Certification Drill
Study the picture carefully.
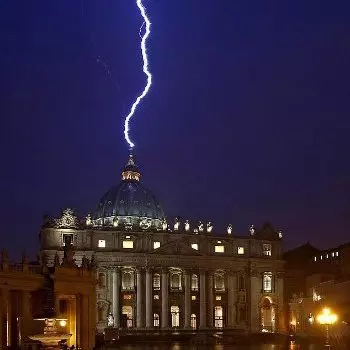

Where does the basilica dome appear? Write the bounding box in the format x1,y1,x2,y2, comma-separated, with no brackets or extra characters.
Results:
92,152,165,230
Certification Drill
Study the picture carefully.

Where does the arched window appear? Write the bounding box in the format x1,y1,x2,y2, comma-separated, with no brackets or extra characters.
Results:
191,274,198,291
153,313,160,327
98,273,106,288
190,314,197,329
170,272,182,290
214,273,225,291
263,273,272,292
238,275,245,290
122,271,134,290
153,273,160,290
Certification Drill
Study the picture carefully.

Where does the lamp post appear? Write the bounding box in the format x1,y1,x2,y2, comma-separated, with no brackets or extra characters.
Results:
316,307,338,348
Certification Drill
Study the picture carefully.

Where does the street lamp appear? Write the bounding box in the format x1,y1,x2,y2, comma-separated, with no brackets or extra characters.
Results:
316,307,338,348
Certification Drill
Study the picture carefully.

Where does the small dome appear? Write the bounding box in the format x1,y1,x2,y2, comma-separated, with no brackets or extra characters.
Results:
92,152,165,229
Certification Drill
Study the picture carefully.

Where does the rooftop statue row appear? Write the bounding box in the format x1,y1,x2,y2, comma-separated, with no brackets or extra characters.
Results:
42,208,283,241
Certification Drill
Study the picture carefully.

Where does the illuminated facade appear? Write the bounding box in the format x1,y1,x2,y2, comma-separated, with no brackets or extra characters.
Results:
0,250,96,349
40,153,285,334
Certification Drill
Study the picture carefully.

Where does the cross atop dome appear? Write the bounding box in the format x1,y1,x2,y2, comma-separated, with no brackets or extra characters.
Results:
121,149,141,182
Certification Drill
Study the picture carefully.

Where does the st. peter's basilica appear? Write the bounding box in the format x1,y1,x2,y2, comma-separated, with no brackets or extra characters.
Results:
39,152,285,334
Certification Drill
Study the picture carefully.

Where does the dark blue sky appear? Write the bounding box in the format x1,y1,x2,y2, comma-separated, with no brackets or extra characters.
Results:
1,0,350,259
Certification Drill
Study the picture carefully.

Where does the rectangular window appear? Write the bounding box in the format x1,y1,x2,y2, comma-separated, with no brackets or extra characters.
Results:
191,295,196,301
123,240,134,249
191,243,198,250
153,295,159,300
237,247,244,255
215,295,221,301
153,241,161,249
215,245,225,253
336,251,339,257
263,244,272,256
98,240,106,248
123,294,132,300
314,256,317,261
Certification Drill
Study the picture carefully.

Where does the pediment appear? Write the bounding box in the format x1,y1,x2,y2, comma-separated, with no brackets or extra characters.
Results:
151,240,203,256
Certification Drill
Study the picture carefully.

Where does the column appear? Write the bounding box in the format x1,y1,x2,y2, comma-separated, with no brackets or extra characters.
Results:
80,295,89,350
184,271,191,328
249,266,260,333
112,268,120,328
136,268,144,328
20,291,32,342
207,272,213,328
161,269,169,328
199,271,206,328
145,268,153,328
227,272,236,327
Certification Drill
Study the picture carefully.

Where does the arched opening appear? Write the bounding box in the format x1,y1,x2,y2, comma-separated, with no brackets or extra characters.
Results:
122,305,133,328
153,313,160,327
171,306,180,327
191,274,198,291
214,306,224,328
153,273,160,290
98,273,106,288
261,297,275,332
190,314,197,329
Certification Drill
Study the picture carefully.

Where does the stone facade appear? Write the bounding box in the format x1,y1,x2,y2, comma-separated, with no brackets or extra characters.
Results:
40,218,285,334
0,249,96,349
39,153,285,334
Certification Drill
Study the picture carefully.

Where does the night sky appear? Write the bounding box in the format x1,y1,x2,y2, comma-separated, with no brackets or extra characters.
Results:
1,0,350,259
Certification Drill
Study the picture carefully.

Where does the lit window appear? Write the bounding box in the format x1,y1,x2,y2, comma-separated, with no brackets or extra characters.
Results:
336,251,339,257
191,243,198,250
153,295,159,300
153,274,160,290
123,240,134,249
153,241,161,249
314,256,317,261
98,240,106,248
191,295,196,301
123,294,132,300
263,272,272,292
125,235,131,239
153,313,160,327
326,254,328,258
216,295,221,301
263,244,272,256
331,252,334,257
191,274,199,291
320,255,323,260
215,245,225,253
238,247,244,255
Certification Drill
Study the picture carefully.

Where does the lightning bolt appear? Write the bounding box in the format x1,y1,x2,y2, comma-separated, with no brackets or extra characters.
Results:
124,0,152,149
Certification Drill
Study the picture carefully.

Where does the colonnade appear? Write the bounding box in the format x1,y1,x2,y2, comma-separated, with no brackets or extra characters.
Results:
110,267,240,329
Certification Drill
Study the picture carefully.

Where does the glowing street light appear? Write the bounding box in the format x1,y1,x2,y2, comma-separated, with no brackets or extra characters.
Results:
316,307,337,348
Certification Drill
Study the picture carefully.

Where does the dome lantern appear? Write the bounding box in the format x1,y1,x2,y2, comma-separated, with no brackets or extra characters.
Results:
121,150,141,182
